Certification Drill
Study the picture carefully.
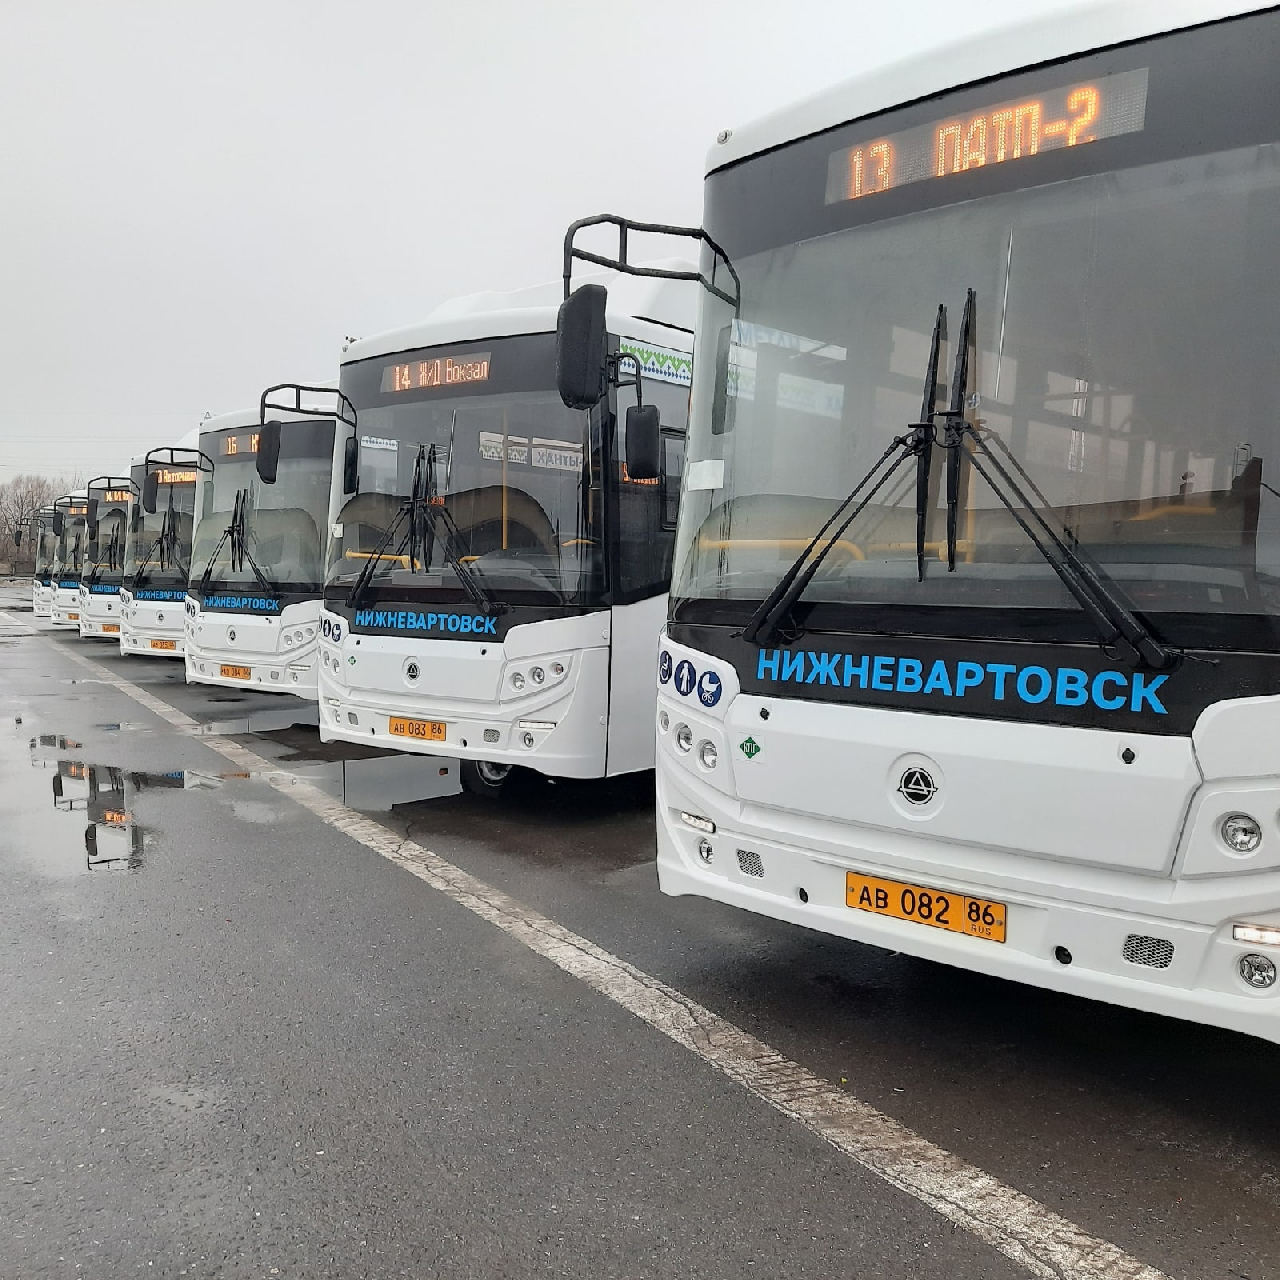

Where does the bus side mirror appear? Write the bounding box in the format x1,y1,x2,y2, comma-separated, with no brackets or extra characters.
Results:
52,512,64,537
556,284,608,409
625,404,661,481
84,498,99,538
343,435,359,495
141,470,160,514
257,420,281,484
13,529,21,547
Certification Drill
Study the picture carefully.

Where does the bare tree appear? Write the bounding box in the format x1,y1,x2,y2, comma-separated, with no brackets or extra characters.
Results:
0,474,68,574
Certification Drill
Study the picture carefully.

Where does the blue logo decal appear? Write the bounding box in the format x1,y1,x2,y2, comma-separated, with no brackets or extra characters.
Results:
697,671,723,707
674,659,697,697
352,608,498,636
658,651,673,684
754,648,1170,716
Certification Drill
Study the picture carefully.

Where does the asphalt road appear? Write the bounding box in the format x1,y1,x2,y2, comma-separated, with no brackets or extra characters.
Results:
0,584,1276,1280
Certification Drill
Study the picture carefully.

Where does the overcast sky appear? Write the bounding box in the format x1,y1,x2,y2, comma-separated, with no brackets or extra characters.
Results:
0,0,1063,482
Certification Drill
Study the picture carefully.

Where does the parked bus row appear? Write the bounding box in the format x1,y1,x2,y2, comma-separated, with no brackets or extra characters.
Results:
28,2,1280,1046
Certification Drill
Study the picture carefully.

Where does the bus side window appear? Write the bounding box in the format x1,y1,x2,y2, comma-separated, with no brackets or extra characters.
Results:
660,428,685,531
615,375,689,602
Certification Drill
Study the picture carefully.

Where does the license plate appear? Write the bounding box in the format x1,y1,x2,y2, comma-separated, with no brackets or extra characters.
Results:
102,624,120,634
68,613,79,621
846,872,1007,943
151,639,177,651
220,664,252,680
389,716,446,742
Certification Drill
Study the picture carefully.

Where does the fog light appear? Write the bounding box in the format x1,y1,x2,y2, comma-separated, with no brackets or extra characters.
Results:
522,731,535,748
510,671,525,691
1222,814,1262,853
698,838,714,863
1239,953,1277,988
1234,923,1280,947
530,666,545,685
658,709,669,733
698,740,718,770
680,812,715,834
675,724,692,752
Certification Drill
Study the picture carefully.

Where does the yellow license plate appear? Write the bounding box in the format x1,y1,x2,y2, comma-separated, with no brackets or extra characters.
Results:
389,716,446,742
846,872,1007,943
102,624,120,633
151,639,177,651
68,613,79,621
220,664,252,680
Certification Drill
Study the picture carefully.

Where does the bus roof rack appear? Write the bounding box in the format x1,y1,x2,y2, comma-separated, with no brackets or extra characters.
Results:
562,214,741,314
258,383,357,430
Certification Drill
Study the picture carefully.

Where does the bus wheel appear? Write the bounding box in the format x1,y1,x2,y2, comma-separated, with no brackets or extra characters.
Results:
461,759,512,799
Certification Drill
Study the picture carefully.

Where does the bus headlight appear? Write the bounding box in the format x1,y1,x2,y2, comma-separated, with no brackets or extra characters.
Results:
674,724,693,753
510,671,525,691
530,666,545,685
1222,814,1263,853
698,740,719,770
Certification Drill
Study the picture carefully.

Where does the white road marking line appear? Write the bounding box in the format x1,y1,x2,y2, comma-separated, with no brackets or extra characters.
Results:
35,633,1166,1280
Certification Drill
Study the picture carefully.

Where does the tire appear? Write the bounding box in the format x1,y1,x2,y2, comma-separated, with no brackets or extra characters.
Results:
460,759,512,800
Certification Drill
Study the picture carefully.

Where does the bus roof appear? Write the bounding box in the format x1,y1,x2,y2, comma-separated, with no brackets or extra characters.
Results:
343,262,697,367
708,1,1273,173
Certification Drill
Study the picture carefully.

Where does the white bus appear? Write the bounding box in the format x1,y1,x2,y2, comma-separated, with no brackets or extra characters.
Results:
78,474,135,640
571,2,1280,1044
317,268,693,796
31,506,56,617
49,491,88,628
185,389,351,699
119,437,210,657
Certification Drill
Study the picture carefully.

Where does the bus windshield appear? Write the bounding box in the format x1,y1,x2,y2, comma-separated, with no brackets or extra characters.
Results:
330,332,601,608
676,11,1280,649
192,420,334,594
125,462,199,588
53,508,86,581
34,516,56,578
83,482,132,588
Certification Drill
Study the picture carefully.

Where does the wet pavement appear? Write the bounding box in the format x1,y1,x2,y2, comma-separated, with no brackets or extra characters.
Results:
0,583,1276,1279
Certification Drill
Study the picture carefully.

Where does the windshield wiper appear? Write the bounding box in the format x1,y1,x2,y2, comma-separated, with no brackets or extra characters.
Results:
742,313,946,647
134,499,186,589
198,490,277,600
913,305,946,581
938,288,1174,670
346,445,509,615
346,501,414,610
420,444,507,616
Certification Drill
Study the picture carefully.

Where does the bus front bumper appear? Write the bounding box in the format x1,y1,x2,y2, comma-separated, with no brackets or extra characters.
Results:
316,647,610,779
656,762,1280,1045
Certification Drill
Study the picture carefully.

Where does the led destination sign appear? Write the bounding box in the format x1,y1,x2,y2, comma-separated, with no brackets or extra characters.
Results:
222,433,259,457
98,489,131,504
381,352,491,394
825,68,1149,204
154,468,198,485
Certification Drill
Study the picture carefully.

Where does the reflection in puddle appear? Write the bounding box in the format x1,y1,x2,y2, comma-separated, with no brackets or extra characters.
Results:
48,760,150,872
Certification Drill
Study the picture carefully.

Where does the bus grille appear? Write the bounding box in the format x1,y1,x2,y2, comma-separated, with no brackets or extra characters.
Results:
736,849,765,878
1122,934,1174,969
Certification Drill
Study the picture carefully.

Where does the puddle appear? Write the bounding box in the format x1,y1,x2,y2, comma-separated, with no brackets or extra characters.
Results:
44,760,148,872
